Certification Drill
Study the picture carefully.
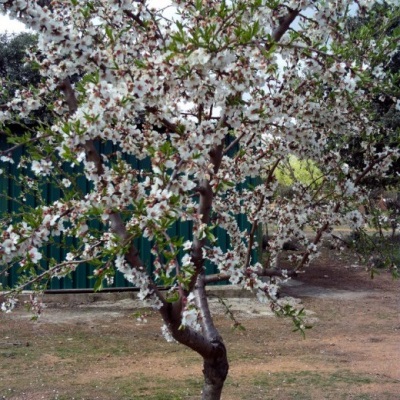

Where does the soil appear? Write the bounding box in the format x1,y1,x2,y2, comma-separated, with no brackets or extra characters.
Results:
1,248,399,400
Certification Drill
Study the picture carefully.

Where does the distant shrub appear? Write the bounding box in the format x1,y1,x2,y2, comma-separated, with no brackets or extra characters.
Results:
347,231,399,276
275,155,323,188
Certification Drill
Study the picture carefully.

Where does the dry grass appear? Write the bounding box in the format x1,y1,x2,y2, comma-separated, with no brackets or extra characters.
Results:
1,249,400,399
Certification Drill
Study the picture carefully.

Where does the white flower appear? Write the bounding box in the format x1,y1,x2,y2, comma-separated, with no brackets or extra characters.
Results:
341,164,349,174
1,239,16,255
31,159,53,176
343,179,355,196
307,243,317,253
1,298,18,313
182,240,192,251
268,283,279,300
187,49,211,67
0,155,14,164
77,223,89,236
62,179,71,187
181,253,193,267
181,307,200,331
230,268,243,285
345,210,364,229
28,247,42,263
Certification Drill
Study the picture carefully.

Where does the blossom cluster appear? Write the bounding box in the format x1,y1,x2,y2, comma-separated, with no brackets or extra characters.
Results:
0,0,398,335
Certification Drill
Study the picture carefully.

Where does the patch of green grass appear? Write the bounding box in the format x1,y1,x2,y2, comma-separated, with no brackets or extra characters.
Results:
247,370,400,400
254,370,373,388
339,394,400,400
82,374,201,400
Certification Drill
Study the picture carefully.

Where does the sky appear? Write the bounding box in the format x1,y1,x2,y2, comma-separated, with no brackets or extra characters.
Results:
0,0,174,34
0,14,28,34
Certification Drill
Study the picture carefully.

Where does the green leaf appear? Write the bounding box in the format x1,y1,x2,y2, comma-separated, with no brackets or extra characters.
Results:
105,26,114,42
165,291,180,303
93,276,104,292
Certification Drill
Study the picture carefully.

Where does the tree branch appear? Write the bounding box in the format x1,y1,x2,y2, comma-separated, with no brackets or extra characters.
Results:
195,274,222,341
186,5,303,344
244,159,281,269
58,77,166,307
271,8,301,43
0,134,51,157
354,152,394,186
1,258,96,294
204,268,298,284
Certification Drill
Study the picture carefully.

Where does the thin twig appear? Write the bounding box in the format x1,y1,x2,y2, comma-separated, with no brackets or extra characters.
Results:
0,134,51,156
2,258,96,295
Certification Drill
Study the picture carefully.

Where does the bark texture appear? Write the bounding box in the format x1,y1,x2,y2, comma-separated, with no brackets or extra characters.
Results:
202,341,229,400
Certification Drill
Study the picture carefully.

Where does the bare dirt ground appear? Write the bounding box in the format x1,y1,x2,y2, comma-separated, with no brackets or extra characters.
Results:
1,248,399,400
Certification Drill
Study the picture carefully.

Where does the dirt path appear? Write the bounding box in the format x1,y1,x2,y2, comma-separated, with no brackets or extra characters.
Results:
1,252,399,399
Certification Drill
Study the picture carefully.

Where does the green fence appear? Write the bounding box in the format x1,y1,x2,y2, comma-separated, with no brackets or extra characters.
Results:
0,135,259,290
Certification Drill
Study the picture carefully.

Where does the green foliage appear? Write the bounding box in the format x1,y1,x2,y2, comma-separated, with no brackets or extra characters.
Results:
275,304,312,338
340,2,400,188
0,32,40,103
347,231,400,278
274,155,323,188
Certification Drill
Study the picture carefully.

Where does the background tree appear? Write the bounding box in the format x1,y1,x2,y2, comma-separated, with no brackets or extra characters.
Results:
0,32,52,141
338,1,400,189
338,2,400,262
0,32,40,105
0,1,399,399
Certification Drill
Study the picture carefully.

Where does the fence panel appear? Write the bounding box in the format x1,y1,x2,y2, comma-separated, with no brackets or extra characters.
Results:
0,137,260,289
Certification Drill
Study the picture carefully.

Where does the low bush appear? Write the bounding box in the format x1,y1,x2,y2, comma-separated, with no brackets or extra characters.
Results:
346,231,399,276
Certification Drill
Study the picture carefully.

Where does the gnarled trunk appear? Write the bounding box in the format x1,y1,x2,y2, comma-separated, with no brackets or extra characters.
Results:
201,341,229,400
159,277,229,400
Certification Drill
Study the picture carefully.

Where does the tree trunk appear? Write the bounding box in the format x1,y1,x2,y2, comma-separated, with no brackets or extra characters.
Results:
201,341,229,400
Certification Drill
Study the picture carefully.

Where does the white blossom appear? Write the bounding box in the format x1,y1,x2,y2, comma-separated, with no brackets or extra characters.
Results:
27,247,42,263
345,210,365,230
0,0,397,356
1,297,18,313
31,159,53,176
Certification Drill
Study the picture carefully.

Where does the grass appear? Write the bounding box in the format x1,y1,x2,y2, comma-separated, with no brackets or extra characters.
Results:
254,370,373,387
1,245,399,400
3,305,399,399
1,320,399,400
249,370,398,400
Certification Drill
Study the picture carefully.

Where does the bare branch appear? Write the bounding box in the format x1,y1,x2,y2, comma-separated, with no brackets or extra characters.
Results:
2,258,96,295
271,9,301,43
355,152,394,186
0,134,51,157
204,268,298,285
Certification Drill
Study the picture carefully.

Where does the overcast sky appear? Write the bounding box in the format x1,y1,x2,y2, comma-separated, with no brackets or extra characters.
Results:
0,14,28,33
0,0,174,34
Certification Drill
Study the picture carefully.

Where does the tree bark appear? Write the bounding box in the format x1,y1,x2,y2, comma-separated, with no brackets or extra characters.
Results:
202,341,229,400
193,272,229,400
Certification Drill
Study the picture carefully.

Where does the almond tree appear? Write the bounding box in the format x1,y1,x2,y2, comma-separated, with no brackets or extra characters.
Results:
0,1,399,399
